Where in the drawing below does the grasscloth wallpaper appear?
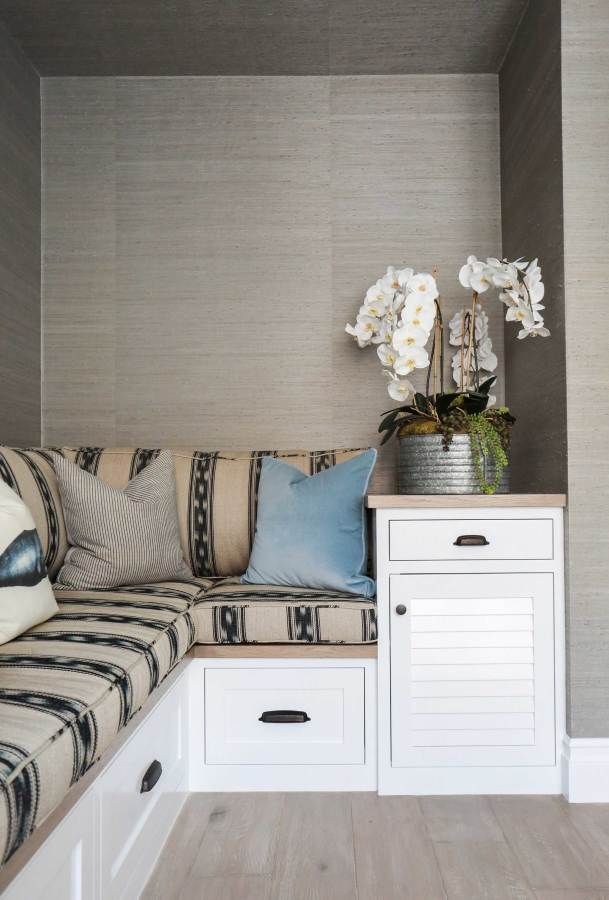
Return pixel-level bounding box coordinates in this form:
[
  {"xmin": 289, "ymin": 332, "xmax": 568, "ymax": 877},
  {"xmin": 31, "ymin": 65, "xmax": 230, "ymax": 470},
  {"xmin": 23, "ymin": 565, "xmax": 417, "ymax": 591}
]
[
  {"xmin": 0, "ymin": 21, "xmax": 40, "ymax": 445},
  {"xmin": 500, "ymin": 0, "xmax": 567, "ymax": 495},
  {"xmin": 562, "ymin": 0, "xmax": 609, "ymax": 737},
  {"xmin": 42, "ymin": 75, "xmax": 503, "ymax": 490}
]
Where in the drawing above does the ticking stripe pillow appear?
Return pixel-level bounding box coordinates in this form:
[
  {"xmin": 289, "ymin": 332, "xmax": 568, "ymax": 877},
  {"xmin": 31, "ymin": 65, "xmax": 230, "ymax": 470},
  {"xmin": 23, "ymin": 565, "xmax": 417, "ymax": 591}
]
[{"xmin": 52, "ymin": 451, "xmax": 192, "ymax": 590}]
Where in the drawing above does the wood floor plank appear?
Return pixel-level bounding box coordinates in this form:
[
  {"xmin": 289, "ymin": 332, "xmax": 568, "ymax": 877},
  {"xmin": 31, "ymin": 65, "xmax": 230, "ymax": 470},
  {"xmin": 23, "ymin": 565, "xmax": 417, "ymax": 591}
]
[
  {"xmin": 189, "ymin": 793, "xmax": 284, "ymax": 878},
  {"xmin": 179, "ymin": 875, "xmax": 272, "ymax": 899},
  {"xmin": 435, "ymin": 840, "xmax": 534, "ymax": 900},
  {"xmin": 565, "ymin": 804, "xmax": 609, "ymax": 872},
  {"xmin": 491, "ymin": 797, "xmax": 609, "ymax": 890},
  {"xmin": 141, "ymin": 795, "xmax": 219, "ymax": 900},
  {"xmin": 270, "ymin": 793, "xmax": 357, "ymax": 900},
  {"xmin": 421, "ymin": 796, "xmax": 505, "ymax": 843},
  {"xmin": 351, "ymin": 793, "xmax": 445, "ymax": 900}
]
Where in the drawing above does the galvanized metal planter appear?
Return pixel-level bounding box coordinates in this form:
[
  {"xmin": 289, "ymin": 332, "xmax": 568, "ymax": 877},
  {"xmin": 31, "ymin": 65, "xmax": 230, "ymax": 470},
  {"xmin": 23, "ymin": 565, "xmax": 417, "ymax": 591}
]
[{"xmin": 397, "ymin": 433, "xmax": 510, "ymax": 495}]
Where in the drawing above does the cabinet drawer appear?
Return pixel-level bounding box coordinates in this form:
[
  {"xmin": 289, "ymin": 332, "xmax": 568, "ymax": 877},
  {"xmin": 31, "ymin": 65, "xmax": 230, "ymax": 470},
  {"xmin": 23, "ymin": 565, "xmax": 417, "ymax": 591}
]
[
  {"xmin": 100, "ymin": 676, "xmax": 188, "ymax": 900},
  {"xmin": 389, "ymin": 517, "xmax": 553, "ymax": 561},
  {"xmin": 205, "ymin": 667, "xmax": 365, "ymax": 765}
]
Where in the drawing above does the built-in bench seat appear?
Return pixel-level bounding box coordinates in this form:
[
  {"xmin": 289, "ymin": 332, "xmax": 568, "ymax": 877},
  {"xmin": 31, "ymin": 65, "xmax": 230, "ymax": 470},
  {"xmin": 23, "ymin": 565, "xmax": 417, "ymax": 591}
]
[
  {"xmin": 0, "ymin": 575, "xmax": 376, "ymax": 865},
  {"xmin": 0, "ymin": 446, "xmax": 376, "ymax": 868}
]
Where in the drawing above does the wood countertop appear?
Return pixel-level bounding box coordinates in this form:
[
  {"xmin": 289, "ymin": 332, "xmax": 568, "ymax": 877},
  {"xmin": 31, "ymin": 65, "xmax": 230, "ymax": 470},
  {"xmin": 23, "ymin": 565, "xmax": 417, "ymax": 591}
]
[{"xmin": 366, "ymin": 494, "xmax": 567, "ymax": 509}]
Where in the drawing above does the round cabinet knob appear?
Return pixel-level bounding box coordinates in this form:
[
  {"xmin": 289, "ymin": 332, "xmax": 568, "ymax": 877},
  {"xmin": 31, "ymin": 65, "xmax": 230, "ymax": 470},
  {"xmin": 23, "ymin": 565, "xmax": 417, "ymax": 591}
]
[{"xmin": 395, "ymin": 604, "xmax": 407, "ymax": 616}]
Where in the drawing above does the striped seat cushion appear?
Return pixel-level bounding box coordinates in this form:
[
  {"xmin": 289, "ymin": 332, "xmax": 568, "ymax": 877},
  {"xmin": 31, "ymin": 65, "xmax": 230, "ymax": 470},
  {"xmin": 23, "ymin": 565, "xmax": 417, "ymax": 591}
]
[
  {"xmin": 0, "ymin": 578, "xmax": 206, "ymax": 865},
  {"xmin": 191, "ymin": 579, "xmax": 377, "ymax": 644}
]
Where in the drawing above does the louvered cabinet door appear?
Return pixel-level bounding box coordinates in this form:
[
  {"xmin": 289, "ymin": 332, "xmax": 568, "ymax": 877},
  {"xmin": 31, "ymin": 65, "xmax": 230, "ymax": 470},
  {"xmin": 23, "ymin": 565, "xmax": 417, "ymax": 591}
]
[{"xmin": 390, "ymin": 573, "xmax": 555, "ymax": 768}]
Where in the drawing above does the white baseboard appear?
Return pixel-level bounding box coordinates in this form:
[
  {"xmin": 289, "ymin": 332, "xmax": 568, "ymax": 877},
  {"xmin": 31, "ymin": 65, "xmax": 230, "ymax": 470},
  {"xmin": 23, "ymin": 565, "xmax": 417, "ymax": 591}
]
[{"xmin": 562, "ymin": 736, "xmax": 609, "ymax": 802}]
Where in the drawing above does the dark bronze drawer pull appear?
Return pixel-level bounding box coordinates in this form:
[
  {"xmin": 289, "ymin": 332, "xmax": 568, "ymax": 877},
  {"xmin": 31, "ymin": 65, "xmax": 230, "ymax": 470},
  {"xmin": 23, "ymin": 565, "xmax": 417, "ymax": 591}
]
[
  {"xmin": 453, "ymin": 534, "xmax": 490, "ymax": 547},
  {"xmin": 259, "ymin": 710, "xmax": 311, "ymax": 724},
  {"xmin": 395, "ymin": 604, "xmax": 407, "ymax": 615},
  {"xmin": 140, "ymin": 759, "xmax": 163, "ymax": 793}
]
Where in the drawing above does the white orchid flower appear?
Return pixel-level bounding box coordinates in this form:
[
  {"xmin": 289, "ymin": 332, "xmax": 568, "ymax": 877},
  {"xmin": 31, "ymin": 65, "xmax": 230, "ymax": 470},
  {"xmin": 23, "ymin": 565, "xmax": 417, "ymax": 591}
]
[
  {"xmin": 406, "ymin": 272, "xmax": 439, "ymax": 302},
  {"xmin": 345, "ymin": 323, "xmax": 371, "ymax": 348},
  {"xmin": 458, "ymin": 255, "xmax": 493, "ymax": 293},
  {"xmin": 396, "ymin": 267, "xmax": 415, "ymax": 289},
  {"xmin": 458, "ymin": 255, "xmax": 480, "ymax": 288},
  {"xmin": 401, "ymin": 294, "xmax": 436, "ymax": 331},
  {"xmin": 380, "ymin": 266, "xmax": 402, "ymax": 293},
  {"xmin": 476, "ymin": 337, "xmax": 498, "ymax": 372},
  {"xmin": 345, "ymin": 314, "xmax": 380, "ymax": 347},
  {"xmin": 360, "ymin": 297, "xmax": 387, "ymax": 318},
  {"xmin": 506, "ymin": 301, "xmax": 538, "ymax": 328},
  {"xmin": 518, "ymin": 323, "xmax": 550, "ymax": 339},
  {"xmin": 364, "ymin": 282, "xmax": 392, "ymax": 312},
  {"xmin": 384, "ymin": 370, "xmax": 415, "ymax": 402},
  {"xmin": 523, "ymin": 264, "xmax": 545, "ymax": 304},
  {"xmin": 392, "ymin": 323, "xmax": 429, "ymax": 356},
  {"xmin": 371, "ymin": 318, "xmax": 393, "ymax": 345},
  {"xmin": 377, "ymin": 343, "xmax": 397, "ymax": 368},
  {"xmin": 470, "ymin": 266, "xmax": 494, "ymax": 294},
  {"xmin": 490, "ymin": 260, "xmax": 519, "ymax": 290},
  {"xmin": 394, "ymin": 346, "xmax": 430, "ymax": 375},
  {"xmin": 499, "ymin": 288, "xmax": 520, "ymax": 307}
]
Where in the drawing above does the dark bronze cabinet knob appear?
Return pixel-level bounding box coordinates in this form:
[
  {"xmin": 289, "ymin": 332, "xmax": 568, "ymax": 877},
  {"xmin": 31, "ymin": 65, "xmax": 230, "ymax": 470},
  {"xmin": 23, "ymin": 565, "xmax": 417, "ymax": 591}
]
[{"xmin": 395, "ymin": 604, "xmax": 407, "ymax": 615}]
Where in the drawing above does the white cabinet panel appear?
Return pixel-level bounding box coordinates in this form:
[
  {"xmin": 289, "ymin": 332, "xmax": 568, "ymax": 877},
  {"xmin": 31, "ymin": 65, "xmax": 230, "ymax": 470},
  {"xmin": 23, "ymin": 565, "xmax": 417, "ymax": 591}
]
[
  {"xmin": 390, "ymin": 573, "xmax": 555, "ymax": 768},
  {"xmin": 205, "ymin": 667, "xmax": 365, "ymax": 765},
  {"xmin": 100, "ymin": 678, "xmax": 188, "ymax": 900},
  {"xmin": 389, "ymin": 518, "xmax": 554, "ymax": 561},
  {"xmin": 2, "ymin": 790, "xmax": 98, "ymax": 900}
]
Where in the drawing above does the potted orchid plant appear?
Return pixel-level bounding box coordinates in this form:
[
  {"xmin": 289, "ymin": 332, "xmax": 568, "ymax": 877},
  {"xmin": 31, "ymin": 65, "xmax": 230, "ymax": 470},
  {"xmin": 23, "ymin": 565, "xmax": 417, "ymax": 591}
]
[{"xmin": 345, "ymin": 256, "xmax": 549, "ymax": 494}]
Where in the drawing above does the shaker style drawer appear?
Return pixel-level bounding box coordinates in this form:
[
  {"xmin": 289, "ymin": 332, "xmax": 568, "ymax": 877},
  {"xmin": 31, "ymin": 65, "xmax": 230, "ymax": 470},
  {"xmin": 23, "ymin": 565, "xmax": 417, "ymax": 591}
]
[
  {"xmin": 100, "ymin": 676, "xmax": 188, "ymax": 900},
  {"xmin": 389, "ymin": 517, "xmax": 554, "ymax": 561},
  {"xmin": 205, "ymin": 667, "xmax": 365, "ymax": 765}
]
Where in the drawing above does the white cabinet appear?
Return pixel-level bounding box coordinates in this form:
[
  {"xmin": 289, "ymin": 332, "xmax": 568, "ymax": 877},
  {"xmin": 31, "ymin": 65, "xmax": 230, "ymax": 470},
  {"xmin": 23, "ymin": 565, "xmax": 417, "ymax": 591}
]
[
  {"xmin": 373, "ymin": 502, "xmax": 565, "ymax": 796},
  {"xmin": 2, "ymin": 790, "xmax": 98, "ymax": 900},
  {"xmin": 390, "ymin": 573, "xmax": 555, "ymax": 768}
]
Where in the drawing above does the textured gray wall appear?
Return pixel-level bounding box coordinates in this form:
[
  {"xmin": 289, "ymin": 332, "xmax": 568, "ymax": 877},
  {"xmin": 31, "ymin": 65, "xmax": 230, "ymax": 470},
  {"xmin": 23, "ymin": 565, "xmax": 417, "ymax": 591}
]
[
  {"xmin": 2, "ymin": 0, "xmax": 526, "ymax": 77},
  {"xmin": 0, "ymin": 21, "xmax": 40, "ymax": 445},
  {"xmin": 42, "ymin": 75, "xmax": 503, "ymax": 490},
  {"xmin": 499, "ymin": 0, "xmax": 567, "ymax": 494},
  {"xmin": 562, "ymin": 0, "xmax": 609, "ymax": 737}
]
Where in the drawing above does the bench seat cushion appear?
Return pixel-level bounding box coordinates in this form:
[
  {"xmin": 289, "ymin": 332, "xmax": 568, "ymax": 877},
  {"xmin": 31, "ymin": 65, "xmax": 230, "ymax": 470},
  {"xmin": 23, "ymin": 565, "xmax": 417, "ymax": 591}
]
[
  {"xmin": 191, "ymin": 579, "xmax": 377, "ymax": 644},
  {"xmin": 0, "ymin": 579, "xmax": 205, "ymax": 865}
]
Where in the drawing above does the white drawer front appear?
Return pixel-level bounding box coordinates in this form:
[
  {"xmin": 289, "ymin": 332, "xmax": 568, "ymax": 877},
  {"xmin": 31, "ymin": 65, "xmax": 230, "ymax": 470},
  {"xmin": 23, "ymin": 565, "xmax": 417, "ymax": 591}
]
[
  {"xmin": 205, "ymin": 667, "xmax": 365, "ymax": 765},
  {"xmin": 100, "ymin": 677, "xmax": 188, "ymax": 900},
  {"xmin": 389, "ymin": 517, "xmax": 554, "ymax": 561}
]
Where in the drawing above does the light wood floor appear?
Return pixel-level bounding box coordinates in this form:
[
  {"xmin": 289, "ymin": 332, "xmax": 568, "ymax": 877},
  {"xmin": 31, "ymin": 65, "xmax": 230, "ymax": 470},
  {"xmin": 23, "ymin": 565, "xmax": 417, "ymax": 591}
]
[{"xmin": 141, "ymin": 793, "xmax": 609, "ymax": 900}]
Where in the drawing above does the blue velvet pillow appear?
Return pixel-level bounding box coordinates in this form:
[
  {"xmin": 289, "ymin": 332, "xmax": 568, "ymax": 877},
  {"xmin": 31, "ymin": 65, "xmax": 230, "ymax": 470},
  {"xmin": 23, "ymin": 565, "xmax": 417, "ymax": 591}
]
[{"xmin": 242, "ymin": 449, "xmax": 377, "ymax": 598}]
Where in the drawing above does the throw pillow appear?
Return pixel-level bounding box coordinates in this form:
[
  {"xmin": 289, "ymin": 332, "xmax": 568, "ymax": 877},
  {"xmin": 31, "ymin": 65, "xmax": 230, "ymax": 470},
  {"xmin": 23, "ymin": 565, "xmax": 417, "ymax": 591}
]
[
  {"xmin": 52, "ymin": 450, "xmax": 192, "ymax": 590},
  {"xmin": 0, "ymin": 481, "xmax": 58, "ymax": 644},
  {"xmin": 242, "ymin": 449, "xmax": 377, "ymax": 598}
]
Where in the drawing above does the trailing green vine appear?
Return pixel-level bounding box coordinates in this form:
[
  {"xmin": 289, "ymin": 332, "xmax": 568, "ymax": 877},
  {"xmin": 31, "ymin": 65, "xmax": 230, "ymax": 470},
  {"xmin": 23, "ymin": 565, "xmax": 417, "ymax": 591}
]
[{"xmin": 467, "ymin": 413, "xmax": 509, "ymax": 494}]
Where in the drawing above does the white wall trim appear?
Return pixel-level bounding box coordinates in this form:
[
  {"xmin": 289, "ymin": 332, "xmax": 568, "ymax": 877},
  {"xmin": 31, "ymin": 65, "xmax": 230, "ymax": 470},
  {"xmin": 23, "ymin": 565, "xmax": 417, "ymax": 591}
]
[{"xmin": 562, "ymin": 736, "xmax": 609, "ymax": 802}]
